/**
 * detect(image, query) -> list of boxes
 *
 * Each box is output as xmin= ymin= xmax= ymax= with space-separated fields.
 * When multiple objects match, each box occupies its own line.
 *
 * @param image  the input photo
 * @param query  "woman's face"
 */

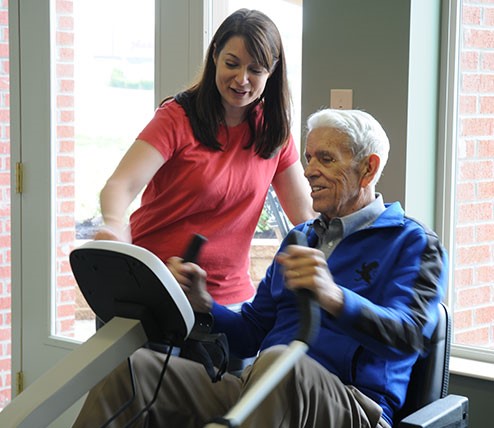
xmin=214 ymin=36 xmax=271 ymax=123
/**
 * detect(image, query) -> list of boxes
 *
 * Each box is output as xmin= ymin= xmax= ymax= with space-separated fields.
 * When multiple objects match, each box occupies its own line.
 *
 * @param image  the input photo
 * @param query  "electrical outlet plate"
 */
xmin=330 ymin=89 xmax=353 ymax=109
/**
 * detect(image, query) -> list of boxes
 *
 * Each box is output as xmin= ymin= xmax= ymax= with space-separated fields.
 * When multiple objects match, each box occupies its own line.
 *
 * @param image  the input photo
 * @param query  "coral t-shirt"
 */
xmin=130 ymin=100 xmax=299 ymax=305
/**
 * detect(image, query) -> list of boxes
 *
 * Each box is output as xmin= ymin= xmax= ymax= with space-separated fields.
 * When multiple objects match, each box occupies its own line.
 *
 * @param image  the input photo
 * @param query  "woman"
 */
xmin=94 ymin=9 xmax=315 ymax=307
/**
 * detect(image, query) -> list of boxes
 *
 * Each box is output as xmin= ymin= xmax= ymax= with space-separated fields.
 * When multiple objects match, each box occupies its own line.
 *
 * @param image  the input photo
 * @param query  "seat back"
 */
xmin=394 ymin=302 xmax=451 ymax=423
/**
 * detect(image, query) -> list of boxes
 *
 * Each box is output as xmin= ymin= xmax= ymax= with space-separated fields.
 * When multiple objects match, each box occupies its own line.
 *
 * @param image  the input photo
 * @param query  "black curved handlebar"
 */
xmin=284 ymin=230 xmax=321 ymax=345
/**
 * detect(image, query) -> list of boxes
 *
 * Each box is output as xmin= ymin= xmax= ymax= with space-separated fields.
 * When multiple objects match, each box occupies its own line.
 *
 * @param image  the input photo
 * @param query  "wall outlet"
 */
xmin=330 ymin=89 xmax=353 ymax=109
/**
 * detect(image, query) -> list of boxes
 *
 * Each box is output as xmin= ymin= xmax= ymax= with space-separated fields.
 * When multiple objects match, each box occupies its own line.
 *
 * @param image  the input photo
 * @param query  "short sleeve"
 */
xmin=275 ymin=134 xmax=300 ymax=174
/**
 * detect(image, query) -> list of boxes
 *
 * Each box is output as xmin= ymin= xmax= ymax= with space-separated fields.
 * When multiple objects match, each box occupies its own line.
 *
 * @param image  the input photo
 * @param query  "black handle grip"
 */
xmin=182 ymin=234 xmax=213 ymax=334
xmin=182 ymin=234 xmax=208 ymax=263
xmin=285 ymin=230 xmax=320 ymax=345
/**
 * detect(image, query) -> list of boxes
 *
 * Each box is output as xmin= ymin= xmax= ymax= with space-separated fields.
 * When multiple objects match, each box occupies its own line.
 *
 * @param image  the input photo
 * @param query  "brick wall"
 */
xmin=455 ymin=0 xmax=494 ymax=349
xmin=0 ymin=0 xmax=9 ymax=410
xmin=54 ymin=0 xmax=76 ymax=337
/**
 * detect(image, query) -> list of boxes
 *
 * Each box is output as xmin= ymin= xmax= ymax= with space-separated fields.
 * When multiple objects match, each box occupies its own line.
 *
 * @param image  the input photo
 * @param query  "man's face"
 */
xmin=304 ymin=127 xmax=365 ymax=219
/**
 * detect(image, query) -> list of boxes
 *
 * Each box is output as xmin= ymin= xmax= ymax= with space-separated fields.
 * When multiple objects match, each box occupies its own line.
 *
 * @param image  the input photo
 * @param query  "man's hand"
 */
xmin=276 ymin=245 xmax=344 ymax=317
xmin=166 ymin=256 xmax=213 ymax=313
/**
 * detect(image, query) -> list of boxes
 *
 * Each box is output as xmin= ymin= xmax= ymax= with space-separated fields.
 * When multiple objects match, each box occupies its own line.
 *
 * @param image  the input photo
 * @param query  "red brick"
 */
xmin=485 ymin=8 xmax=494 ymax=26
xmin=455 ymin=225 xmax=475 ymax=245
xmin=56 ymin=63 xmax=74 ymax=77
xmin=475 ymin=306 xmax=494 ymax=324
xmin=58 ymin=260 xmax=73 ymax=275
xmin=456 ymin=244 xmax=492 ymax=265
xmin=453 ymin=267 xmax=474 ymax=288
xmin=459 ymin=160 xmax=494 ymax=180
xmin=476 ymin=222 xmax=494 ymax=241
xmin=0 ymin=326 xmax=9 ymax=340
xmin=459 ymin=95 xmax=477 ymax=114
xmin=477 ymin=264 xmax=494 ymax=284
xmin=59 ymin=200 xmax=75 ymax=213
xmin=59 ymin=289 xmax=76 ymax=303
xmin=57 ymin=230 xmax=76 ymax=244
xmin=464 ymin=29 xmax=494 ymax=49
xmin=461 ymin=73 xmax=481 ymax=92
xmin=56 ymin=303 xmax=76 ymax=318
xmin=478 ymin=140 xmax=494 ymax=157
xmin=464 ymin=5 xmax=482 ymax=25
xmin=57 ymin=47 xmax=74 ymax=62
xmin=0 ymin=296 xmax=9 ymax=310
xmin=462 ymin=51 xmax=480 ymax=70
xmin=56 ymin=0 xmax=73 ymax=14
xmin=57 ymin=16 xmax=74 ymax=31
xmin=57 ymin=319 xmax=75 ymax=335
xmin=483 ymin=52 xmax=494 ymax=71
xmin=56 ymin=31 xmax=74 ymax=46
xmin=56 ymin=184 xmax=75 ymax=198
xmin=59 ymin=171 xmax=74 ymax=184
xmin=454 ymin=309 xmax=474 ymax=329
xmin=57 ymin=215 xmax=75 ymax=228
xmin=59 ymin=79 xmax=74 ymax=93
xmin=480 ymin=96 xmax=494 ymax=113
xmin=457 ymin=202 xmax=493 ymax=222
xmin=455 ymin=327 xmax=489 ymax=346
xmin=59 ymin=139 xmax=74 ymax=152
xmin=56 ymin=95 xmax=74 ymax=108
xmin=461 ymin=117 xmax=494 ymax=136
xmin=57 ymin=155 xmax=75 ymax=168
xmin=457 ymin=285 xmax=492 ymax=307
xmin=0 ymin=358 xmax=11 ymax=372
xmin=478 ymin=181 xmax=494 ymax=198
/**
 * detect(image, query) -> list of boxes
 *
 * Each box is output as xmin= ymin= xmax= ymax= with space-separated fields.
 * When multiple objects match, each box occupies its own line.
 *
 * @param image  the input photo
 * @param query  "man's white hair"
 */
xmin=306 ymin=109 xmax=390 ymax=185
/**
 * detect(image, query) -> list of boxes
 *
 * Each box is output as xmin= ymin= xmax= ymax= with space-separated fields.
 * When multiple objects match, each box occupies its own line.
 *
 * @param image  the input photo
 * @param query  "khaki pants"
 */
xmin=72 ymin=346 xmax=391 ymax=428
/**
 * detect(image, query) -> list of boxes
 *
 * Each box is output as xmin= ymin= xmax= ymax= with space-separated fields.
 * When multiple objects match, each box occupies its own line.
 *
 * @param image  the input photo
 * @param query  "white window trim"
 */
xmin=437 ymin=0 xmax=494 ymax=379
xmin=450 ymin=357 xmax=494 ymax=382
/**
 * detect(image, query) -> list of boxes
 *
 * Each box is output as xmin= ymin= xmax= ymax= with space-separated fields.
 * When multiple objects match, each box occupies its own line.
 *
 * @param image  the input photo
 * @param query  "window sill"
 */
xmin=450 ymin=356 xmax=494 ymax=382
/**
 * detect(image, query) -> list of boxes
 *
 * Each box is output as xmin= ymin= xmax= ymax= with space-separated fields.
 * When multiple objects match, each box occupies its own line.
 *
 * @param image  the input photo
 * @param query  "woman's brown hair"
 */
xmin=175 ymin=9 xmax=291 ymax=159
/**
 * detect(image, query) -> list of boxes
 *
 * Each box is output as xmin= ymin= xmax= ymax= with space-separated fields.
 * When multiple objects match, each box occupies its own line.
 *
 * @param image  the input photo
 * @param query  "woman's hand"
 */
xmin=93 ymin=224 xmax=132 ymax=243
xmin=166 ymin=256 xmax=213 ymax=313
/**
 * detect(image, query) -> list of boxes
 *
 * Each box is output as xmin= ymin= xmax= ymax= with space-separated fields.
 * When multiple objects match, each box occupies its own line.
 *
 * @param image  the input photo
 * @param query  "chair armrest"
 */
xmin=399 ymin=394 xmax=469 ymax=428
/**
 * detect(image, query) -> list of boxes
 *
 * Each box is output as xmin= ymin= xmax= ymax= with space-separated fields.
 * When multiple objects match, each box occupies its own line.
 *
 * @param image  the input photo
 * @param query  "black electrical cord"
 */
xmin=122 ymin=346 xmax=174 ymax=428
xmin=99 ymin=358 xmax=137 ymax=428
xmin=99 ymin=345 xmax=174 ymax=428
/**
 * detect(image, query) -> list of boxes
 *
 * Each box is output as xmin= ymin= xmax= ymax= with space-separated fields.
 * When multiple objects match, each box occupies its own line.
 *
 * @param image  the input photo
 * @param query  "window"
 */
xmin=442 ymin=0 xmax=494 ymax=365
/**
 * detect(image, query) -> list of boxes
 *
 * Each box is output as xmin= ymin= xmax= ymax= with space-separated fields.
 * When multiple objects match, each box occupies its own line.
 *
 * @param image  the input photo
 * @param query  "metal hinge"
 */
xmin=15 ymin=161 xmax=23 ymax=194
xmin=16 ymin=371 xmax=24 ymax=394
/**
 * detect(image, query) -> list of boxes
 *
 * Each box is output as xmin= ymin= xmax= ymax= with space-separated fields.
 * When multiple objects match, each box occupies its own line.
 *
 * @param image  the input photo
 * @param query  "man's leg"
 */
xmin=240 ymin=345 xmax=387 ymax=428
xmin=72 ymin=348 xmax=242 ymax=428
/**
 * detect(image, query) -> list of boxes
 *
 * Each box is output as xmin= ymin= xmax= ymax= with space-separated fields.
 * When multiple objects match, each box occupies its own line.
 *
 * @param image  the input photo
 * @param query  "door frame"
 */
xmin=8 ymin=0 xmax=204 ymax=416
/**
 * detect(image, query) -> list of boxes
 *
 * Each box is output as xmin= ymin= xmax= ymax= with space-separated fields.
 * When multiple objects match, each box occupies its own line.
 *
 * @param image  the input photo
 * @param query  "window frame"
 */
xmin=438 ymin=0 xmax=494 ymax=376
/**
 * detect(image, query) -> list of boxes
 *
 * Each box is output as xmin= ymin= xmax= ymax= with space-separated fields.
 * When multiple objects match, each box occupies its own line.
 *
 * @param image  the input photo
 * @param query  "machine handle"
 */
xmin=182 ymin=233 xmax=208 ymax=263
xmin=284 ymin=230 xmax=321 ymax=345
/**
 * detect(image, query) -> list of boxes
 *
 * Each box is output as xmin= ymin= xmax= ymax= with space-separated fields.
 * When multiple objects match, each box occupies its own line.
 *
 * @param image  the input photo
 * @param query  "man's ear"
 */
xmin=360 ymin=154 xmax=380 ymax=187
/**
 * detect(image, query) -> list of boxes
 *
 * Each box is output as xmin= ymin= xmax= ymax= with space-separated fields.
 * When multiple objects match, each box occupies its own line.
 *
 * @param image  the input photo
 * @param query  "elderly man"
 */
xmin=73 ymin=109 xmax=447 ymax=428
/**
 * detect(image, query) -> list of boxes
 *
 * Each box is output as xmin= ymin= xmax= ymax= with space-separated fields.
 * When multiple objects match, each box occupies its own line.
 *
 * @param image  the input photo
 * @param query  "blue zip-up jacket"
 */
xmin=212 ymin=202 xmax=447 ymax=425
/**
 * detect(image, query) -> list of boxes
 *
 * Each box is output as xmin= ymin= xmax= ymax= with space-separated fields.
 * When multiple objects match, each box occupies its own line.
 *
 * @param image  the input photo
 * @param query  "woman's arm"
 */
xmin=271 ymin=161 xmax=317 ymax=226
xmin=94 ymin=139 xmax=165 ymax=242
